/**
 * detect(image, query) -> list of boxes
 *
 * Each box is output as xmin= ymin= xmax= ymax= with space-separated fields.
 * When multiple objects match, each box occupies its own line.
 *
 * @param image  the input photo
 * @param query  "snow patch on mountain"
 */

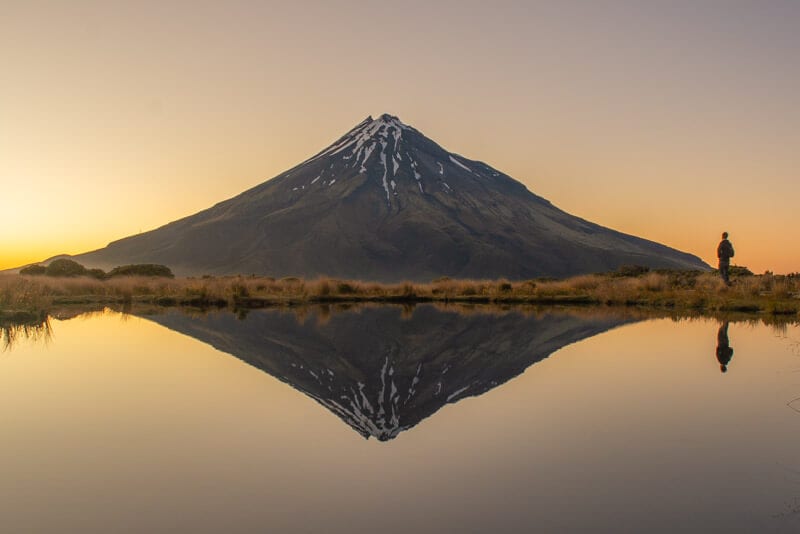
xmin=449 ymin=155 xmax=473 ymax=173
xmin=379 ymin=142 xmax=390 ymax=204
xmin=447 ymin=384 xmax=471 ymax=402
xmin=290 ymin=113 xmax=496 ymax=206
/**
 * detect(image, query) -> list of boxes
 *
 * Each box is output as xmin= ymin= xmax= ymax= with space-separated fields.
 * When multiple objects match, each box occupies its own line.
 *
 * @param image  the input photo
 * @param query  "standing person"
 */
xmin=717 ymin=232 xmax=735 ymax=285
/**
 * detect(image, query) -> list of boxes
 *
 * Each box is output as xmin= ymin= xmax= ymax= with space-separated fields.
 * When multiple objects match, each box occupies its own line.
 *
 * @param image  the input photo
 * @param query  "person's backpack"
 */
xmin=720 ymin=240 xmax=734 ymax=259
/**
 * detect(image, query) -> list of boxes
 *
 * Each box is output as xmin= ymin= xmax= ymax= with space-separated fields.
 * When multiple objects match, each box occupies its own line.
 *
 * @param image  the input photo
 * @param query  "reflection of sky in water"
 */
xmin=0 ymin=308 xmax=798 ymax=533
xmin=145 ymin=305 xmax=633 ymax=442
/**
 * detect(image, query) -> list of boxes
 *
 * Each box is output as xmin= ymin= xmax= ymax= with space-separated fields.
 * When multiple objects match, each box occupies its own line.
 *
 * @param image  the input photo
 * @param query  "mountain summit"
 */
xmin=73 ymin=114 xmax=708 ymax=279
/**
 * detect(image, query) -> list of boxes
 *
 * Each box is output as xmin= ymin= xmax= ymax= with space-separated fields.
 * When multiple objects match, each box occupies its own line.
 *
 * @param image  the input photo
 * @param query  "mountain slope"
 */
xmin=73 ymin=114 xmax=708 ymax=280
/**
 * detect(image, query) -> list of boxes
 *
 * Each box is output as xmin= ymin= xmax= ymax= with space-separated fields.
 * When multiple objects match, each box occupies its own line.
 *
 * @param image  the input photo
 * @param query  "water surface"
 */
xmin=1 ymin=306 xmax=798 ymax=533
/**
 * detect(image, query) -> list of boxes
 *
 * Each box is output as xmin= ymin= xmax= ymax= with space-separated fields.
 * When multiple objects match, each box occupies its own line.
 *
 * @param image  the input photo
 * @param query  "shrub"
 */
xmin=20 ymin=264 xmax=46 ymax=276
xmin=640 ymin=273 xmax=665 ymax=292
xmin=336 ymin=282 xmax=357 ymax=294
xmin=461 ymin=285 xmax=477 ymax=296
xmin=730 ymin=265 xmax=754 ymax=277
xmin=107 ymin=264 xmax=174 ymax=278
xmin=401 ymin=283 xmax=417 ymax=298
xmin=523 ymin=280 xmax=537 ymax=291
xmin=664 ymin=271 xmax=700 ymax=289
xmin=45 ymin=259 xmax=87 ymax=277
xmin=316 ymin=280 xmax=331 ymax=296
xmin=87 ymin=268 xmax=107 ymax=280
xmin=230 ymin=283 xmax=249 ymax=298
xmin=567 ymin=275 xmax=599 ymax=291
xmin=613 ymin=265 xmax=650 ymax=278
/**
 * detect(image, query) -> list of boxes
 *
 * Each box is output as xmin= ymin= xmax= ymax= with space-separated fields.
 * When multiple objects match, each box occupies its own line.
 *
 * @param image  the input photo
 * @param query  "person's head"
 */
xmin=722 ymin=232 xmax=729 ymax=239
xmin=720 ymin=364 xmax=727 ymax=373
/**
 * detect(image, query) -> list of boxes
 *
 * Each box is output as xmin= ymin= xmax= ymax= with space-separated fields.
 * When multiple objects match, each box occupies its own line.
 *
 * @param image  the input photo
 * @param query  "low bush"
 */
xmin=315 ymin=280 xmax=332 ymax=296
xmin=45 ymin=259 xmax=87 ymax=277
xmin=20 ymin=265 xmax=46 ymax=276
xmin=612 ymin=265 xmax=651 ymax=278
xmin=336 ymin=282 xmax=357 ymax=294
xmin=401 ymin=282 xmax=417 ymax=298
xmin=87 ymin=268 xmax=107 ymax=280
xmin=230 ymin=283 xmax=250 ymax=298
xmin=107 ymin=264 xmax=174 ymax=278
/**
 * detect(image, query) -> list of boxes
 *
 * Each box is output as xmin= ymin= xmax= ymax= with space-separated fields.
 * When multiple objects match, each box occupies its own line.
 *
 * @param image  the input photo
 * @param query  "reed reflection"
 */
xmin=1 ymin=314 xmax=51 ymax=351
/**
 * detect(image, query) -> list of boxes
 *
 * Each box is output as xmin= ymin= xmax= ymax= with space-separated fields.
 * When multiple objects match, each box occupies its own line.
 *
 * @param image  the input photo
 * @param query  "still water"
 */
xmin=1 ymin=305 xmax=798 ymax=533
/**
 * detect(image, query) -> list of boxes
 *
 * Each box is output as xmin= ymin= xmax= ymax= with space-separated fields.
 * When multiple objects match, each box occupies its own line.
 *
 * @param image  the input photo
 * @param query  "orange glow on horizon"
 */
xmin=2 ymin=2 xmax=798 ymax=274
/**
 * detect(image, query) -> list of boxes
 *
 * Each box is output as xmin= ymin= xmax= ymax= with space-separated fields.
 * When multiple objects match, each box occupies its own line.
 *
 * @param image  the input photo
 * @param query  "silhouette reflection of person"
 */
xmin=716 ymin=322 xmax=734 ymax=373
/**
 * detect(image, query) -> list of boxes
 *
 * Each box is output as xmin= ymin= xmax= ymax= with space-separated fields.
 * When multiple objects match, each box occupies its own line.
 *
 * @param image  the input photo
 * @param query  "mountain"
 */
xmin=71 ymin=114 xmax=708 ymax=280
xmin=145 ymin=305 xmax=637 ymax=441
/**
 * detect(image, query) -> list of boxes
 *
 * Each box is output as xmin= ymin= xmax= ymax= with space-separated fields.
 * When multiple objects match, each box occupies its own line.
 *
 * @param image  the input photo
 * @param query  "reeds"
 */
xmin=2 ymin=271 xmax=799 ymax=316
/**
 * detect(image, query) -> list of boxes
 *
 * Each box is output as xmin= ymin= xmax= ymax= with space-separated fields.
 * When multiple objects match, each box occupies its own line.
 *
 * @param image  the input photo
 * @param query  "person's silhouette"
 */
xmin=717 ymin=232 xmax=735 ymax=286
xmin=716 ymin=321 xmax=734 ymax=373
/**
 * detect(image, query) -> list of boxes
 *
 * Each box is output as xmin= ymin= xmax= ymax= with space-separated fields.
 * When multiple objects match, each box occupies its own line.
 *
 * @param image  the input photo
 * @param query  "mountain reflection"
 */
xmin=146 ymin=304 xmax=634 ymax=441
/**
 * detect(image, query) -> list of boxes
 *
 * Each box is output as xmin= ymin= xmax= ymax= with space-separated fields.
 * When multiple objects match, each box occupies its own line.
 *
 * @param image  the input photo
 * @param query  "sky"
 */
xmin=2 ymin=0 xmax=798 ymax=273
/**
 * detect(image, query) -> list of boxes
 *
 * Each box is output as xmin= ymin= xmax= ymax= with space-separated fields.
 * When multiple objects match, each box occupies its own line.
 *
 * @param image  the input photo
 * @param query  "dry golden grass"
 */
xmin=2 ymin=271 xmax=799 ymax=316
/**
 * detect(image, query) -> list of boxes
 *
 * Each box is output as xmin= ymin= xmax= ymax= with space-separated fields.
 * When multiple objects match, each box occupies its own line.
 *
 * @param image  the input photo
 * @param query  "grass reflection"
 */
xmin=1 ymin=314 xmax=52 ymax=351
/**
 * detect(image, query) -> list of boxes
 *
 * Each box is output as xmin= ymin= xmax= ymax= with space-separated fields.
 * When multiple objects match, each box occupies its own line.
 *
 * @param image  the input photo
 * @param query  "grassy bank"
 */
xmin=2 ymin=270 xmax=799 ymax=316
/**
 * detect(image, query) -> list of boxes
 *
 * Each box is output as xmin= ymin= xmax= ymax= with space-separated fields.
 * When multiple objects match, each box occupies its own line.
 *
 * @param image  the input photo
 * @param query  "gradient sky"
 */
xmin=2 ymin=0 xmax=798 ymax=273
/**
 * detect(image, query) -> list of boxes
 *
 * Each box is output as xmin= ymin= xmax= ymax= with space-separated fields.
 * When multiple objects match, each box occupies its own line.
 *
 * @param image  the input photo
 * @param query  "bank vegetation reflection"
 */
xmin=144 ymin=304 xmax=797 ymax=441
xmin=3 ymin=304 xmax=798 ymax=438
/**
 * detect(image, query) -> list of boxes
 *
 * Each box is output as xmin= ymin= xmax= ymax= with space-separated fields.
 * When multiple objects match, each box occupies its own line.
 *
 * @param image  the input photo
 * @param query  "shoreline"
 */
xmin=2 ymin=271 xmax=799 ymax=320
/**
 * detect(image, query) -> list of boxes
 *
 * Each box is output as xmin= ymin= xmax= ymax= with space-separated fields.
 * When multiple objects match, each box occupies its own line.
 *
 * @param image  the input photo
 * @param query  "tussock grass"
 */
xmin=2 ymin=271 xmax=800 ymax=317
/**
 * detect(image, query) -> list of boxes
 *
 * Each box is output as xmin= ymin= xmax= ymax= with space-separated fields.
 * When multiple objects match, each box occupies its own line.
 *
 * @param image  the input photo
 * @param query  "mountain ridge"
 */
xmin=53 ymin=113 xmax=707 ymax=280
